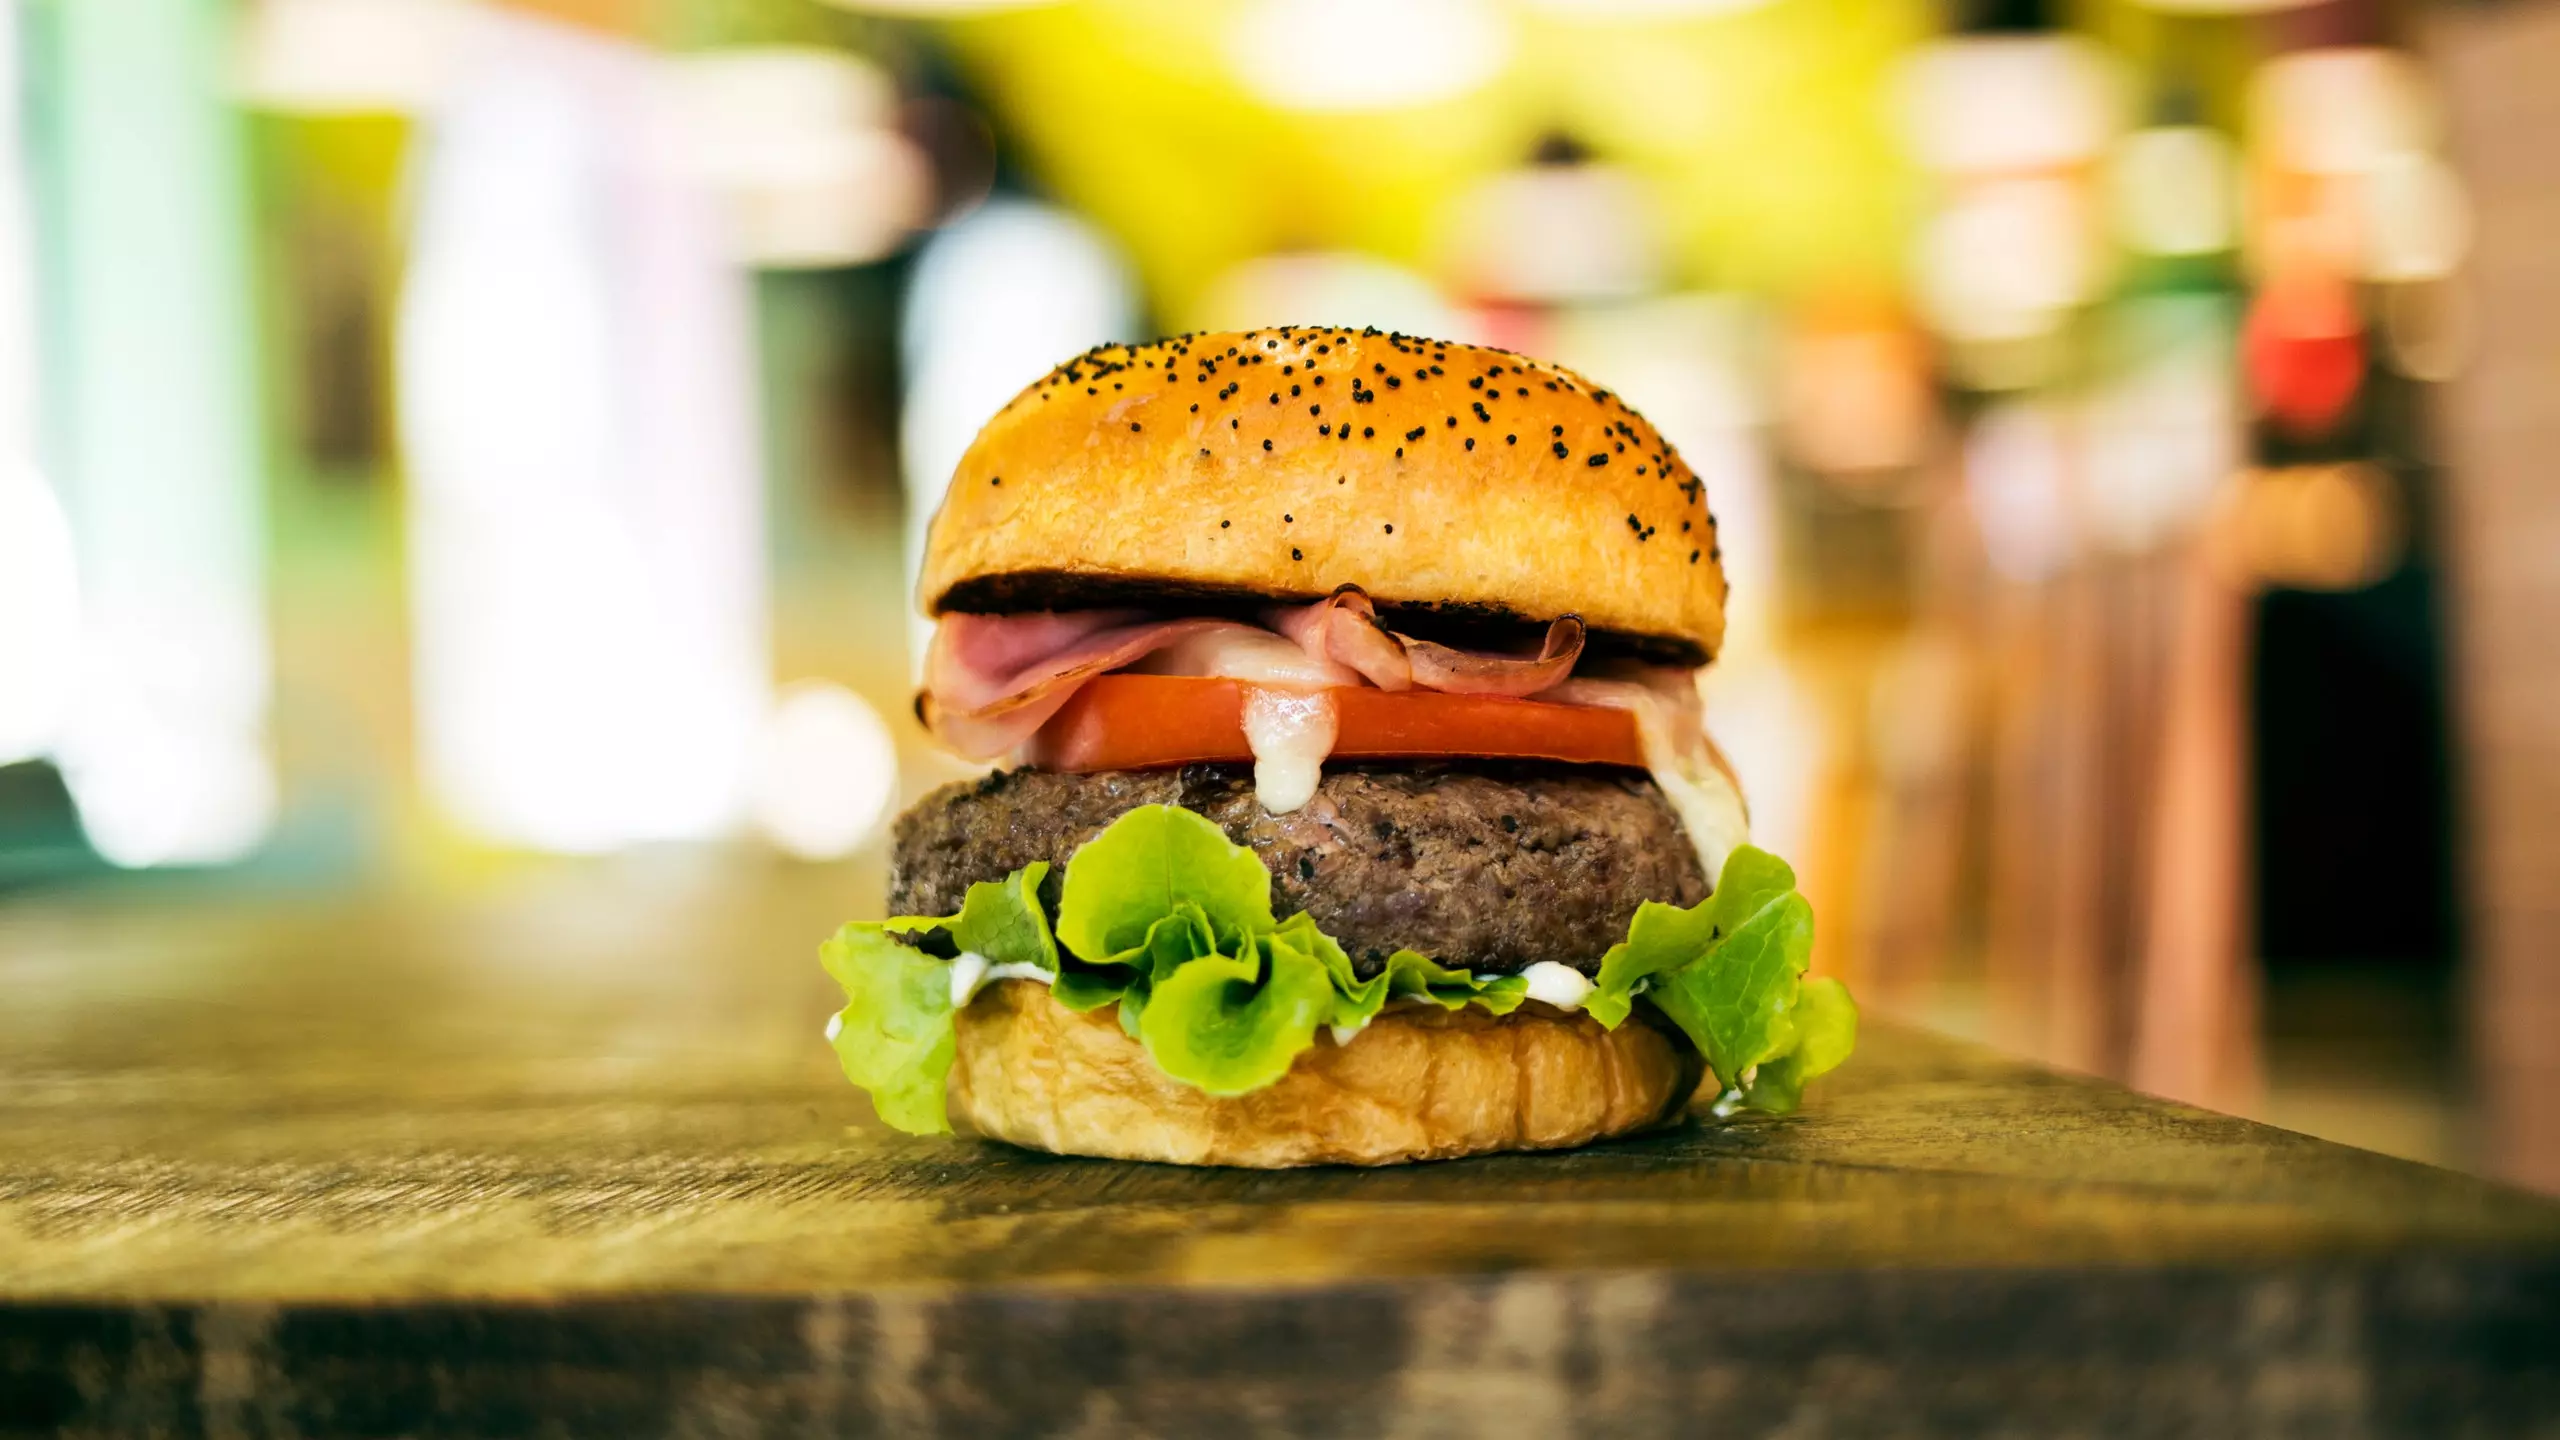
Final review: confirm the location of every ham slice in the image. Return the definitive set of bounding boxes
[923,589,1589,761]
[1266,589,1414,691]
[1405,618,1585,696]
[1266,587,1585,698]
[921,611,1260,759]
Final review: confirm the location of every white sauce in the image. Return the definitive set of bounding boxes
[947,951,1057,1010]
[1240,686,1339,814]
[1635,726,1749,885]
[1517,960,1596,1012]
[1326,1017,1370,1048]
[1548,674,1751,882]
[823,1012,843,1042]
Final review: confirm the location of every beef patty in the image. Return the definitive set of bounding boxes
[889,762,1707,977]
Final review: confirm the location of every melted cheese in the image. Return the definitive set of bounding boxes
[1240,686,1338,814]
[1133,627,1361,688]
[1546,674,1750,882]
[1629,716,1750,885]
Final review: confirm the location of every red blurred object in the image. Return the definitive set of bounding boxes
[2245,273,2366,436]
[1023,674,1646,772]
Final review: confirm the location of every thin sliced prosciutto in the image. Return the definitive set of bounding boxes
[922,611,1259,759]
[922,589,1591,761]
[1266,587,1585,698]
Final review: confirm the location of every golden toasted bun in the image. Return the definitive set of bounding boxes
[947,979,1706,1168]
[921,328,1728,664]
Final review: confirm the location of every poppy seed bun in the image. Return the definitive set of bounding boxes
[949,980,1706,1168]
[920,327,1729,665]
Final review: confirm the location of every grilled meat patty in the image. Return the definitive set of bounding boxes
[889,762,1707,977]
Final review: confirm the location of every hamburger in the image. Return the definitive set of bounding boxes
[820,326,1855,1167]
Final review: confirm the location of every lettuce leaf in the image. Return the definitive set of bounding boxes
[1586,846,1799,1028]
[1740,975,1859,1114]
[1381,949,1528,1015]
[1051,962,1135,1014]
[819,803,1856,1135]
[1645,888,1817,1100]
[943,861,1057,972]
[1137,933,1337,1094]
[822,864,1058,1135]
[820,922,959,1135]
[1585,844,1849,1111]
[1273,911,1387,1032]
[1055,804,1272,961]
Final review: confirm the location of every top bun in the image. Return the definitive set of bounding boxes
[919,327,1728,665]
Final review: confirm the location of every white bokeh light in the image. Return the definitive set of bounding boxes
[1194,251,1466,339]
[662,48,932,269]
[1229,0,1510,113]
[1966,403,2075,584]
[2362,150,2471,283]
[1444,161,1661,305]
[1523,0,1771,14]
[230,0,467,114]
[2250,48,2436,177]
[0,468,80,765]
[1899,35,2126,176]
[59,702,277,869]
[753,681,899,861]
[400,12,767,853]
[1915,176,2098,343]
[2110,125,2239,258]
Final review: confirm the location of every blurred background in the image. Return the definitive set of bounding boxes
[1,0,2554,1190]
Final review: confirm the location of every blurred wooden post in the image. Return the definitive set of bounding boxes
[2428,1,2560,1194]
[2130,532,2257,1112]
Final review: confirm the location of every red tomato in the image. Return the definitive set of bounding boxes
[1023,674,1647,772]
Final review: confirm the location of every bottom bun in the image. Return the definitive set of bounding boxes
[948,979,1706,1168]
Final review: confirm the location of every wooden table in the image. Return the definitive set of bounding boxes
[2,863,2555,1437]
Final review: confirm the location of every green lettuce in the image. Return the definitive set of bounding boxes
[940,861,1058,971]
[1586,846,1837,1110]
[1740,975,1859,1114]
[818,862,1057,1134]
[1053,802,1273,960]
[1379,949,1529,1015]
[819,923,958,1135]
[820,803,1856,1136]
[1138,936,1337,1094]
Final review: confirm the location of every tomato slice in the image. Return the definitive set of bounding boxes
[1022,673,1647,772]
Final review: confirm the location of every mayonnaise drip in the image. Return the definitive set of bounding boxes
[1517,961,1596,1012]
[947,951,1057,1010]
[1240,686,1339,814]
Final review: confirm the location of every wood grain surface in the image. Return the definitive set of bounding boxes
[2,863,2554,1435]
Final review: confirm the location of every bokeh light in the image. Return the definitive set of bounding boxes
[1227,0,1511,113]
[753,681,899,861]
[0,469,79,767]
